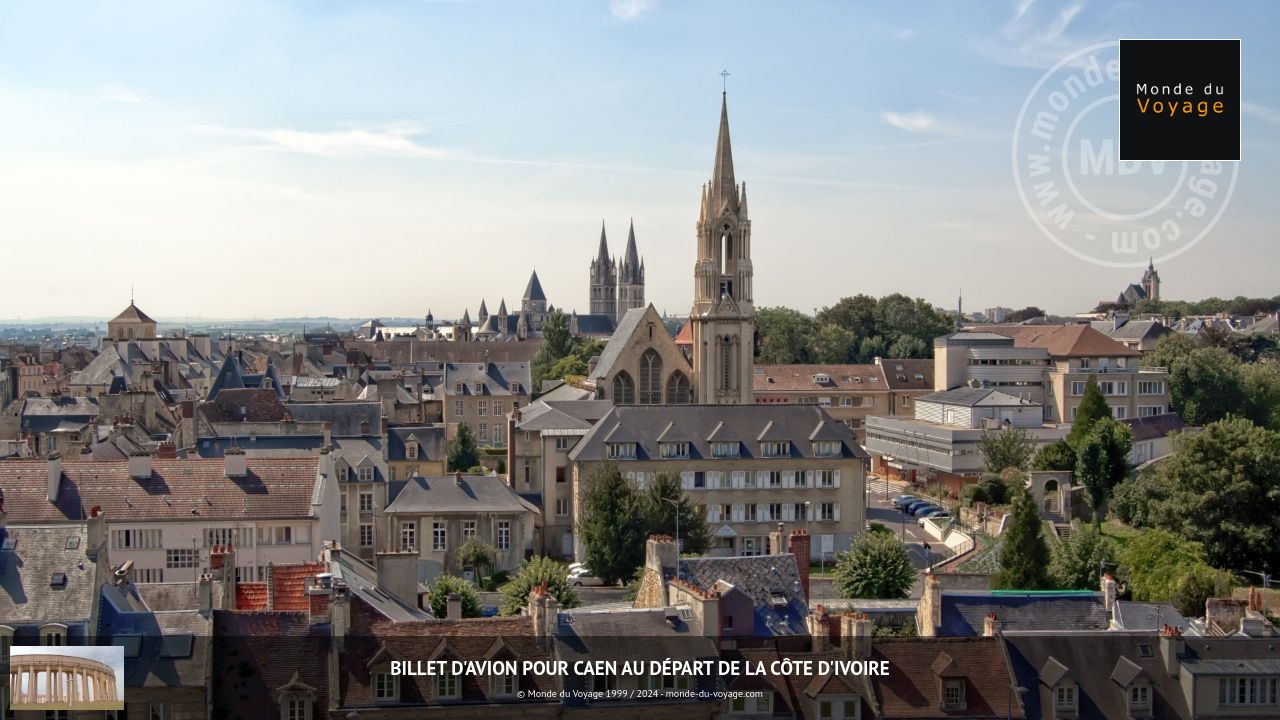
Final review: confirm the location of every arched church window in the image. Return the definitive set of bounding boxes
[612,372,634,404]
[639,350,663,404]
[665,372,691,404]
[720,337,733,391]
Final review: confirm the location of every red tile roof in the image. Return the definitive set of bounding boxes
[270,562,326,612]
[211,611,329,718]
[236,582,269,611]
[674,319,693,346]
[0,457,320,524]
[872,637,1024,718]
[753,364,886,393]
[988,324,1141,358]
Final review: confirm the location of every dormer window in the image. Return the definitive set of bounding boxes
[1054,685,1078,716]
[812,373,831,384]
[761,441,788,457]
[817,696,862,719]
[1128,684,1151,714]
[436,670,460,700]
[473,382,484,394]
[455,382,463,393]
[711,442,739,458]
[373,670,399,703]
[40,623,67,646]
[942,680,966,710]
[813,441,841,457]
[607,442,636,460]
[406,441,419,459]
[491,673,517,698]
[660,442,689,459]
[284,697,312,720]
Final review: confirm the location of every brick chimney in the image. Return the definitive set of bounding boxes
[839,613,874,660]
[446,592,463,621]
[806,605,833,652]
[917,571,942,637]
[1159,624,1183,676]
[789,529,811,603]
[224,446,247,478]
[1101,573,1117,614]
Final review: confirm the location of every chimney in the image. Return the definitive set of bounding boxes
[86,506,105,561]
[1159,625,1183,676]
[46,452,62,502]
[1101,573,1118,614]
[768,523,785,556]
[917,571,942,637]
[789,529,811,603]
[644,535,679,581]
[544,593,561,638]
[806,605,832,652]
[113,560,134,587]
[322,421,333,448]
[455,470,463,486]
[375,552,421,611]
[197,573,213,614]
[446,592,462,621]
[329,581,351,648]
[839,613,874,660]
[128,451,152,480]
[505,402,518,487]
[224,446,247,478]
[529,582,548,638]
[1240,609,1269,638]
[983,612,1002,637]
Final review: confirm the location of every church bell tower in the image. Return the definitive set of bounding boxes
[691,91,754,404]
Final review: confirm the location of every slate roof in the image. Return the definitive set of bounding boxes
[0,457,320,524]
[917,387,1038,408]
[211,611,330,720]
[938,591,1110,636]
[874,637,1025,718]
[111,303,156,323]
[285,401,382,437]
[19,396,99,434]
[679,554,809,636]
[386,425,446,463]
[0,525,97,625]
[988,323,1141,358]
[1096,318,1171,342]
[523,270,547,302]
[442,362,531,397]
[514,399,614,433]
[100,589,211,688]
[569,404,867,463]
[385,475,540,516]
[589,306,650,381]
[570,313,616,336]
[1120,413,1187,442]
[753,364,886,392]
[1113,601,1189,632]
[1004,633,1192,720]
[327,550,429,622]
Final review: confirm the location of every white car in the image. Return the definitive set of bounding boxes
[567,562,587,574]
[568,568,606,587]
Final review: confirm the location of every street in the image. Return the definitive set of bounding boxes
[866,475,942,570]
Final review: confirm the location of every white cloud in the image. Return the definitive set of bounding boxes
[610,0,654,21]
[204,124,445,159]
[880,110,942,134]
[1243,102,1280,125]
[102,84,146,104]
[980,0,1100,70]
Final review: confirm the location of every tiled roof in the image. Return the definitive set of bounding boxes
[679,554,809,637]
[880,358,934,391]
[236,582,269,611]
[1120,413,1187,442]
[270,562,326,612]
[110,303,156,323]
[0,457,320,524]
[200,388,287,422]
[385,475,539,515]
[987,324,1141,358]
[0,525,96,625]
[938,592,1109,636]
[753,364,885,392]
[874,637,1024,718]
[211,611,330,719]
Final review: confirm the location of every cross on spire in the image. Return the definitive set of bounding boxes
[719,68,730,94]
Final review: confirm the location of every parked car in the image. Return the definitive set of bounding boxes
[567,562,587,574]
[891,495,917,508]
[568,568,606,587]
[913,504,942,518]
[903,500,933,514]
[919,510,951,525]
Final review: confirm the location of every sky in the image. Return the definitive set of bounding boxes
[0,0,1277,322]
[11,645,125,701]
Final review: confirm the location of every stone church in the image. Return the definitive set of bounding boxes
[572,220,646,337]
[590,91,756,405]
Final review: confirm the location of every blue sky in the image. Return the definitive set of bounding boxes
[0,0,1276,321]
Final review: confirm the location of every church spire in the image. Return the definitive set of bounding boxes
[624,218,639,270]
[710,92,738,213]
[596,220,609,263]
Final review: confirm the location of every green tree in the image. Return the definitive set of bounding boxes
[426,574,484,618]
[1007,306,1046,322]
[978,427,1036,473]
[1110,470,1174,528]
[446,423,480,472]
[755,307,817,363]
[531,308,574,389]
[578,461,647,584]
[1147,417,1280,572]
[1076,418,1133,529]
[1066,375,1111,448]
[498,556,581,616]
[1033,439,1077,471]
[641,473,710,555]
[809,323,856,363]
[454,537,496,583]
[1049,525,1115,589]
[1120,530,1209,602]
[1168,347,1244,425]
[834,530,916,599]
[1142,332,1198,371]
[1241,362,1280,431]
[886,335,930,359]
[817,295,879,340]
[1169,565,1236,619]
[992,489,1053,590]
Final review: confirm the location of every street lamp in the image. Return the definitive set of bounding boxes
[804,501,811,536]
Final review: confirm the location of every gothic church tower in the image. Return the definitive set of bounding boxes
[616,219,645,321]
[691,92,754,404]
[589,221,618,320]
[1142,258,1161,303]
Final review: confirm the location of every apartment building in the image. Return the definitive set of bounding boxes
[440,361,530,447]
[752,364,890,443]
[568,404,867,560]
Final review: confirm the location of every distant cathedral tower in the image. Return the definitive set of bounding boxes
[589,222,618,321]
[617,219,645,320]
[1142,258,1160,302]
[690,91,754,404]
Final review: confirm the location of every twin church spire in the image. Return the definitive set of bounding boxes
[589,219,645,324]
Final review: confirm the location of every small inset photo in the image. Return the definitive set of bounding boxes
[9,645,124,711]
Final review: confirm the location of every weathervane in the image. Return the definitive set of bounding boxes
[719,68,730,93]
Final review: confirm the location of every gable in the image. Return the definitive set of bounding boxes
[592,305,691,399]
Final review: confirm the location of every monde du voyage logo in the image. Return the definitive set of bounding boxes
[1013,39,1240,268]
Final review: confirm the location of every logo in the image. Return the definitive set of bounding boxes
[1120,39,1240,161]
[1013,41,1238,268]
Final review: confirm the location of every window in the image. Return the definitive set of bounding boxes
[639,349,663,404]
[1138,380,1165,395]
[660,442,690,459]
[612,372,635,404]
[744,504,758,522]
[359,524,374,547]
[40,623,66,646]
[406,441,419,459]
[437,671,459,699]
[819,470,836,487]
[285,698,310,720]
[136,568,164,582]
[166,549,197,569]
[494,424,505,446]
[607,443,636,459]
[478,423,488,442]
[1129,684,1151,710]
[666,372,691,404]
[275,526,294,545]
[359,491,374,513]
[477,400,488,416]
[399,522,416,551]
[1071,381,1086,396]
[712,441,739,458]
[1111,405,1127,419]
[817,697,861,720]
[203,527,242,548]
[1138,405,1165,417]
[113,528,162,549]
[497,521,511,550]
[819,503,836,521]
[767,471,783,488]
[358,467,374,482]
[555,436,573,452]
[813,441,841,457]
[942,680,965,710]
[1219,677,1278,706]
[463,520,477,540]
[374,671,398,702]
[492,674,516,697]
[768,503,783,521]
[794,470,808,487]
[556,498,569,516]
[761,441,788,457]
[432,522,447,551]
[795,503,809,521]
[454,400,464,416]
[336,466,349,482]
[1054,685,1077,712]
[493,401,504,416]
